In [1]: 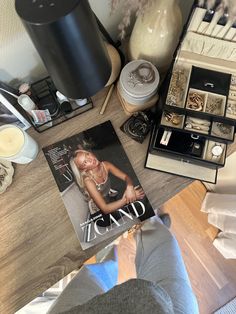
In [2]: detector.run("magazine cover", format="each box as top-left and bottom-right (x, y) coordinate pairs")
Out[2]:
(43, 121), (155, 250)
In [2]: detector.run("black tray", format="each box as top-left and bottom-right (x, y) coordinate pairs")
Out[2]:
(27, 77), (93, 133)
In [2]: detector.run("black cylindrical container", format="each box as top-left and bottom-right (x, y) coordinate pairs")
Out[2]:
(15, 0), (111, 99)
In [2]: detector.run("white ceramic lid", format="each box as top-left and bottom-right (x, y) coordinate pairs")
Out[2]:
(118, 81), (156, 106)
(119, 60), (160, 99)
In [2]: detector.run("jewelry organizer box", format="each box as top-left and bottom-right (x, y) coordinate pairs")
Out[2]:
(146, 1), (236, 183)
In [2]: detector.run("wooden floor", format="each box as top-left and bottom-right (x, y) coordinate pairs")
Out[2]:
(115, 181), (236, 314)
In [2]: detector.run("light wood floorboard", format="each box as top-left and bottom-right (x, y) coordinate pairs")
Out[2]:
(161, 181), (236, 314)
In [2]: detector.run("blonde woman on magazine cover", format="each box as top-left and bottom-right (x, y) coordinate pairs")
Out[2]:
(71, 149), (145, 225)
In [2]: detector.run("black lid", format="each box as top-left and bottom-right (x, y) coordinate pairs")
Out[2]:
(15, 0), (80, 24)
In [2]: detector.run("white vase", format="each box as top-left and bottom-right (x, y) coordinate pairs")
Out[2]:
(129, 0), (182, 74)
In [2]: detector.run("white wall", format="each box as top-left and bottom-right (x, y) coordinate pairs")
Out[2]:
(0, 0), (194, 85)
(0, 0), (47, 84)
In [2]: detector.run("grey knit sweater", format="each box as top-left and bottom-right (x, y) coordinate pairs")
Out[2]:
(59, 279), (174, 314)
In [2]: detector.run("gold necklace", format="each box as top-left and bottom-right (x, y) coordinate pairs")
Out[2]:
(90, 163), (105, 180)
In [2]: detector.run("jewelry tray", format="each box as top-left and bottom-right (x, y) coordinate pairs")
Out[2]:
(160, 110), (235, 142)
(14, 77), (93, 133)
(166, 65), (236, 122)
(146, 125), (219, 184)
(153, 127), (227, 167)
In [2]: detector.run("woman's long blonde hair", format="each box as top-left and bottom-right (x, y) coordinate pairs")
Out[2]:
(70, 150), (91, 200)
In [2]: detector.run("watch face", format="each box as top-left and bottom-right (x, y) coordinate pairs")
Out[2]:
(212, 145), (223, 157)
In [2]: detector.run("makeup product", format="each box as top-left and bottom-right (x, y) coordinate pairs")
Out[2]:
(31, 109), (52, 126)
(19, 83), (32, 96)
(37, 94), (59, 116)
(56, 91), (68, 103)
(60, 102), (72, 114)
(0, 87), (37, 112)
(73, 98), (88, 107)
(18, 94), (36, 112)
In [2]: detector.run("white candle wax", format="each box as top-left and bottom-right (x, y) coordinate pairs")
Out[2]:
(0, 125), (39, 164)
(0, 127), (24, 157)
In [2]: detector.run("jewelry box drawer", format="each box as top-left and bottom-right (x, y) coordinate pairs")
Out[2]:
(153, 127), (227, 167)
(146, 149), (218, 183)
(189, 66), (231, 96)
(165, 62), (236, 123)
(160, 110), (235, 142)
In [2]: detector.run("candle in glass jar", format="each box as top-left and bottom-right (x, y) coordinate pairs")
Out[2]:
(0, 125), (39, 164)
(0, 126), (24, 157)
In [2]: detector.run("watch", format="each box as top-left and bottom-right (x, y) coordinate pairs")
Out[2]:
(211, 144), (223, 160)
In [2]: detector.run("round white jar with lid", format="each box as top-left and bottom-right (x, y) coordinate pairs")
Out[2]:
(119, 60), (160, 106)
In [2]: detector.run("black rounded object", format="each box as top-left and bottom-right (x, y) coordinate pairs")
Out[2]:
(60, 101), (73, 114)
(15, 0), (111, 99)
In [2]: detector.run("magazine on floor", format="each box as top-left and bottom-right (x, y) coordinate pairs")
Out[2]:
(43, 120), (155, 250)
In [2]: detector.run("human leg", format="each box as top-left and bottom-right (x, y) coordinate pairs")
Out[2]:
(135, 216), (199, 314)
(47, 247), (118, 314)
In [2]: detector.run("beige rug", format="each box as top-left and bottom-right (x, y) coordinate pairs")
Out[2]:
(214, 297), (236, 314)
